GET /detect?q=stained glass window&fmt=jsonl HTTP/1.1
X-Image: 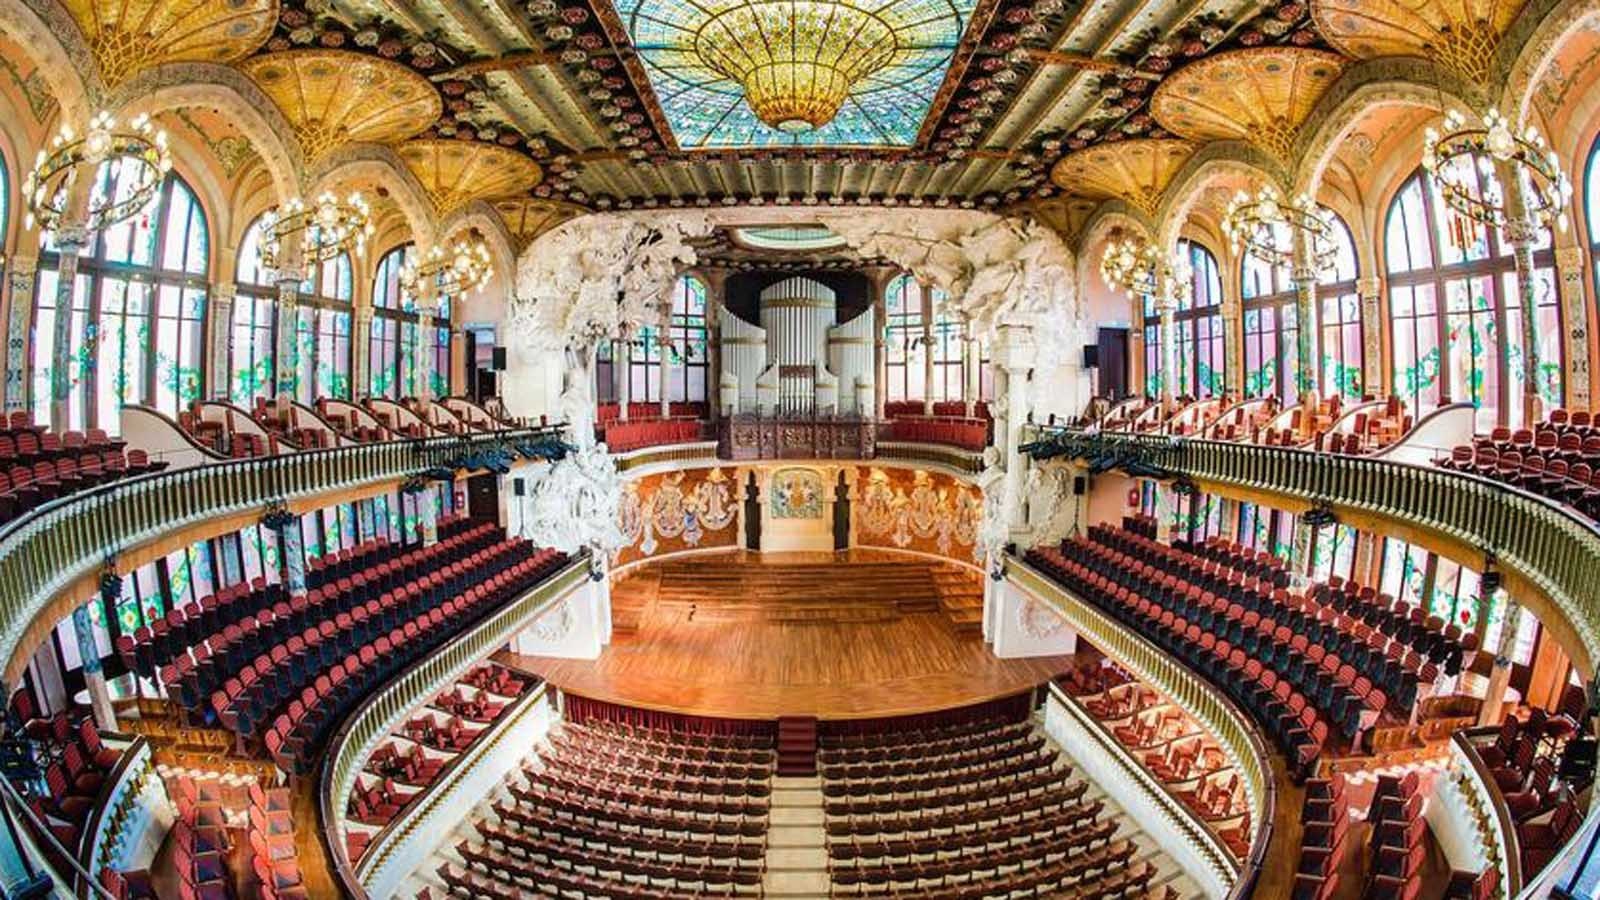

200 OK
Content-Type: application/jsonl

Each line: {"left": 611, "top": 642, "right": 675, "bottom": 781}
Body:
{"left": 33, "top": 173, "right": 207, "bottom": 433}
{"left": 371, "top": 246, "right": 411, "bottom": 399}
{"left": 1159, "top": 239, "right": 1225, "bottom": 399}
{"left": 885, "top": 274, "right": 926, "bottom": 402}
{"left": 1385, "top": 169, "right": 1560, "bottom": 429}
{"left": 668, "top": 275, "right": 708, "bottom": 403}
{"left": 1241, "top": 227, "right": 1298, "bottom": 400}
{"left": 1318, "top": 214, "right": 1363, "bottom": 400}
{"left": 1589, "top": 137, "right": 1600, "bottom": 323}
{"left": 616, "top": 0, "right": 976, "bottom": 148}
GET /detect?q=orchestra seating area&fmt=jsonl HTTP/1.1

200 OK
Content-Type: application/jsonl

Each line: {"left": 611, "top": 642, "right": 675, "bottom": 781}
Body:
{"left": 1440, "top": 409, "right": 1600, "bottom": 519}
{"left": 1293, "top": 777, "right": 1350, "bottom": 900}
{"left": 15, "top": 708, "right": 125, "bottom": 858}
{"left": 440, "top": 702, "right": 773, "bottom": 899}
{"left": 819, "top": 696, "right": 1157, "bottom": 899}
{"left": 1026, "top": 519, "right": 1473, "bottom": 776}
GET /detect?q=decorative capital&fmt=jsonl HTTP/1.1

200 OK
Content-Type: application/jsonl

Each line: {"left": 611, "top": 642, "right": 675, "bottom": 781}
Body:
{"left": 1355, "top": 275, "right": 1381, "bottom": 299}
{"left": 54, "top": 226, "right": 91, "bottom": 253}
{"left": 1556, "top": 245, "right": 1585, "bottom": 274}
{"left": 210, "top": 282, "right": 238, "bottom": 303}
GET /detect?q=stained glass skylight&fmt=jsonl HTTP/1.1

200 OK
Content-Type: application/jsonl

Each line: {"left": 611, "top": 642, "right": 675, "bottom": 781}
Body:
{"left": 615, "top": 0, "right": 976, "bottom": 148}
{"left": 733, "top": 225, "right": 847, "bottom": 250}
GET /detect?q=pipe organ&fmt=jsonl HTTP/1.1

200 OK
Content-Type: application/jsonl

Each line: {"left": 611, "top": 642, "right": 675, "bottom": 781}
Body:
{"left": 721, "top": 276, "right": 874, "bottom": 417}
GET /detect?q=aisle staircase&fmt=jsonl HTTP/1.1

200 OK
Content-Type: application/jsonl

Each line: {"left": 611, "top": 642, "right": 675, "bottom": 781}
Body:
{"left": 777, "top": 717, "right": 817, "bottom": 776}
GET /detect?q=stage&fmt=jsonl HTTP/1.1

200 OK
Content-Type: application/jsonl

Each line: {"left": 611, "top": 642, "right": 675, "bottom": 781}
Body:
{"left": 502, "top": 550, "right": 1073, "bottom": 720}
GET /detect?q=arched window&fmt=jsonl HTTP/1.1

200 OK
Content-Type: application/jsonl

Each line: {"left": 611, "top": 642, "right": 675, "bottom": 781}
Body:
{"left": 623, "top": 274, "right": 707, "bottom": 404}
{"left": 1240, "top": 223, "right": 1297, "bottom": 401}
{"left": 885, "top": 274, "right": 926, "bottom": 402}
{"left": 1318, "top": 214, "right": 1363, "bottom": 399}
{"left": 295, "top": 253, "right": 354, "bottom": 403}
{"left": 930, "top": 297, "right": 965, "bottom": 403}
{"left": 31, "top": 172, "right": 208, "bottom": 432}
{"left": 1385, "top": 167, "right": 1560, "bottom": 428}
{"left": 1586, "top": 136, "right": 1600, "bottom": 337}
{"left": 370, "top": 245, "right": 412, "bottom": 399}
{"left": 666, "top": 275, "right": 707, "bottom": 403}
{"left": 1172, "top": 238, "right": 1225, "bottom": 399}
{"left": 232, "top": 216, "right": 277, "bottom": 404}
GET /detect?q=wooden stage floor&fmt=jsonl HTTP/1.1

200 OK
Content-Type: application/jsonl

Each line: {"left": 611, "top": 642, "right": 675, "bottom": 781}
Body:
{"left": 502, "top": 550, "right": 1074, "bottom": 720}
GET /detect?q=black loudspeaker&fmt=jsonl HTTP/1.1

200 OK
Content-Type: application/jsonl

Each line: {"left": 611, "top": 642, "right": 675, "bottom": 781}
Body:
{"left": 1082, "top": 345, "right": 1100, "bottom": 368}
{"left": 1073, "top": 476, "right": 1086, "bottom": 496}
{"left": 513, "top": 478, "right": 525, "bottom": 497}
{"left": 492, "top": 347, "right": 508, "bottom": 370}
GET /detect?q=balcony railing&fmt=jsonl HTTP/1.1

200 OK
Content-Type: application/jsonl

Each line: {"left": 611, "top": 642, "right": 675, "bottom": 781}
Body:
{"left": 320, "top": 557, "right": 589, "bottom": 898}
{"left": 1024, "top": 428, "right": 1600, "bottom": 894}
{"left": 0, "top": 426, "right": 563, "bottom": 691}
{"left": 1009, "top": 559, "right": 1270, "bottom": 899}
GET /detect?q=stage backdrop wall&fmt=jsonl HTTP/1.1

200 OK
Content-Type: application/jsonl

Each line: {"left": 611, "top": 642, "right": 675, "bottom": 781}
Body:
{"left": 614, "top": 467, "right": 742, "bottom": 567}
{"left": 853, "top": 467, "right": 982, "bottom": 566}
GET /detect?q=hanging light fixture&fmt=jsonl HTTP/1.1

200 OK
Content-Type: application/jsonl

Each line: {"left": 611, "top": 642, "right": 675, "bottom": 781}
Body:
{"left": 260, "top": 192, "right": 374, "bottom": 272}
{"left": 1100, "top": 237, "right": 1179, "bottom": 298}
{"left": 1220, "top": 185, "right": 1338, "bottom": 272}
{"left": 693, "top": 0, "right": 900, "bottom": 132}
{"left": 1422, "top": 108, "right": 1572, "bottom": 236}
{"left": 400, "top": 237, "right": 495, "bottom": 298}
{"left": 24, "top": 110, "right": 172, "bottom": 234}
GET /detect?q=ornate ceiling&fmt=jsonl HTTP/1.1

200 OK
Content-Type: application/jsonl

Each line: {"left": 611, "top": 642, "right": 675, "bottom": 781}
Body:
{"left": 47, "top": 0, "right": 1524, "bottom": 240}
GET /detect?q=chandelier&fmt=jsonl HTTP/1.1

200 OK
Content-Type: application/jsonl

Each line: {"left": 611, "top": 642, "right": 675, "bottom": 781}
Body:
{"left": 1422, "top": 108, "right": 1572, "bottom": 235}
{"left": 400, "top": 238, "right": 494, "bottom": 299}
{"left": 693, "top": 0, "right": 899, "bottom": 132}
{"left": 1100, "top": 238, "right": 1178, "bottom": 298}
{"left": 1220, "top": 185, "right": 1339, "bottom": 273}
{"left": 24, "top": 111, "right": 171, "bottom": 234}
{"left": 260, "top": 192, "right": 373, "bottom": 272}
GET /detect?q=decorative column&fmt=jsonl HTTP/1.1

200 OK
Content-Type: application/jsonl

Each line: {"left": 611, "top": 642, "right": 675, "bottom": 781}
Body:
{"left": 1554, "top": 245, "right": 1591, "bottom": 410}
{"left": 207, "top": 283, "right": 235, "bottom": 401}
{"left": 1152, "top": 286, "right": 1178, "bottom": 405}
{"left": 420, "top": 487, "right": 439, "bottom": 546}
{"left": 1290, "top": 227, "right": 1319, "bottom": 402}
{"left": 414, "top": 287, "right": 437, "bottom": 403}
{"left": 73, "top": 602, "right": 116, "bottom": 731}
{"left": 702, "top": 270, "right": 726, "bottom": 422}
{"left": 352, "top": 305, "right": 373, "bottom": 399}
{"left": 1291, "top": 518, "right": 1315, "bottom": 576}
{"left": 615, "top": 338, "right": 631, "bottom": 420}
{"left": 657, "top": 328, "right": 670, "bottom": 418}
{"left": 964, "top": 332, "right": 980, "bottom": 416}
{"left": 268, "top": 504, "right": 307, "bottom": 597}
{"left": 1128, "top": 327, "right": 1145, "bottom": 399}
{"left": 921, "top": 283, "right": 935, "bottom": 414}
{"left": 1503, "top": 165, "right": 1546, "bottom": 426}
{"left": 273, "top": 265, "right": 304, "bottom": 402}
{"left": 4, "top": 255, "right": 38, "bottom": 413}
{"left": 1356, "top": 276, "right": 1383, "bottom": 397}
{"left": 872, "top": 270, "right": 889, "bottom": 418}
{"left": 994, "top": 325, "right": 1036, "bottom": 533}
{"left": 1477, "top": 602, "right": 1523, "bottom": 727}
{"left": 1220, "top": 256, "right": 1244, "bottom": 398}
{"left": 49, "top": 227, "right": 90, "bottom": 430}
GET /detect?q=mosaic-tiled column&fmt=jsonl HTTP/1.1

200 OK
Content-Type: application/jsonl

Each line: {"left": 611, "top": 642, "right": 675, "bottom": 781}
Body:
{"left": 279, "top": 519, "right": 307, "bottom": 597}
{"left": 274, "top": 271, "right": 303, "bottom": 400}
{"left": 49, "top": 227, "right": 90, "bottom": 430}
{"left": 353, "top": 306, "right": 373, "bottom": 399}
{"left": 1356, "top": 276, "right": 1383, "bottom": 398}
{"left": 1290, "top": 228, "right": 1319, "bottom": 400}
{"left": 73, "top": 603, "right": 116, "bottom": 730}
{"left": 1555, "top": 245, "right": 1591, "bottom": 410}
{"left": 207, "top": 283, "right": 235, "bottom": 401}
{"left": 4, "top": 255, "right": 38, "bottom": 413}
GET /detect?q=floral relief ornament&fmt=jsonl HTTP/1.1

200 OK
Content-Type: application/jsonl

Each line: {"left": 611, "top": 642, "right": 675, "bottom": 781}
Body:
{"left": 625, "top": 469, "right": 738, "bottom": 556}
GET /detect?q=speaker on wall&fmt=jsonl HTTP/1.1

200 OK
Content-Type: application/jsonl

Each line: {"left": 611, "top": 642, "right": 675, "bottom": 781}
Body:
{"left": 1073, "top": 476, "right": 1086, "bottom": 496}
{"left": 492, "top": 347, "right": 508, "bottom": 370}
{"left": 1082, "top": 345, "right": 1099, "bottom": 368}
{"left": 513, "top": 478, "right": 525, "bottom": 497}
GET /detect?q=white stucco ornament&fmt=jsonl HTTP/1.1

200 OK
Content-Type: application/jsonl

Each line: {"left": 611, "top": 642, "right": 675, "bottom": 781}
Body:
{"left": 519, "top": 442, "right": 627, "bottom": 560}
{"left": 975, "top": 445, "right": 1011, "bottom": 564}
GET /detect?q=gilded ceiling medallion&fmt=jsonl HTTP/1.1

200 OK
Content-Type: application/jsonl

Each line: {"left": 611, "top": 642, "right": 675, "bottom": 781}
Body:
{"left": 62, "top": 0, "right": 278, "bottom": 87}
{"left": 1050, "top": 139, "right": 1198, "bottom": 215}
{"left": 492, "top": 197, "right": 588, "bottom": 251}
{"left": 1150, "top": 48, "right": 1348, "bottom": 165}
{"left": 397, "top": 140, "right": 542, "bottom": 215}
{"left": 1311, "top": 0, "right": 1525, "bottom": 86}
{"left": 240, "top": 50, "right": 441, "bottom": 162}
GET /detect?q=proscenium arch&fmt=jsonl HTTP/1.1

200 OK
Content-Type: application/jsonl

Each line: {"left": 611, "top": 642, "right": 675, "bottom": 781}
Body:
{"left": 108, "top": 63, "right": 305, "bottom": 206}
{"left": 1291, "top": 59, "right": 1484, "bottom": 197}
{"left": 0, "top": 0, "right": 92, "bottom": 127}
{"left": 310, "top": 145, "right": 439, "bottom": 251}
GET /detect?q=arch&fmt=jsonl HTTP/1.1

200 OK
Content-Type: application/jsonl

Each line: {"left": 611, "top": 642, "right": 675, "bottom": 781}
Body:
{"left": 439, "top": 200, "right": 518, "bottom": 292}
{"left": 1498, "top": 0, "right": 1599, "bottom": 122}
{"left": 108, "top": 63, "right": 304, "bottom": 206}
{"left": 0, "top": 0, "right": 91, "bottom": 126}
{"left": 310, "top": 145, "right": 438, "bottom": 251}
{"left": 1292, "top": 59, "right": 1482, "bottom": 197}
{"left": 1073, "top": 201, "right": 1156, "bottom": 259}
{"left": 1154, "top": 145, "right": 1286, "bottom": 251}
{"left": 1076, "top": 207, "right": 1156, "bottom": 326}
